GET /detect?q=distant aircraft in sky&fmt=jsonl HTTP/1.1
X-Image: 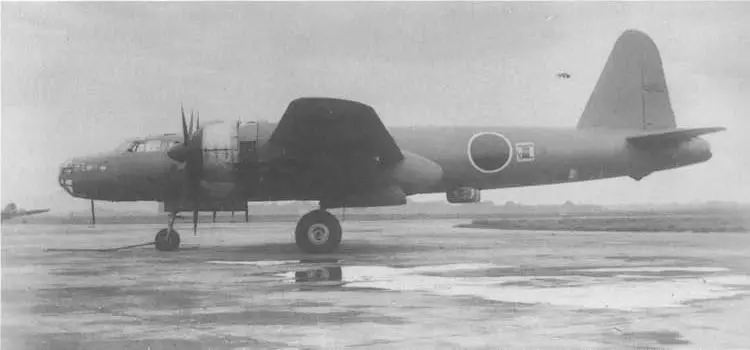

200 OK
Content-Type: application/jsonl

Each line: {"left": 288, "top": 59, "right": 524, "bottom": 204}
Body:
{"left": 1, "top": 202, "right": 50, "bottom": 222}
{"left": 58, "top": 30, "right": 724, "bottom": 253}
{"left": 556, "top": 71, "right": 571, "bottom": 79}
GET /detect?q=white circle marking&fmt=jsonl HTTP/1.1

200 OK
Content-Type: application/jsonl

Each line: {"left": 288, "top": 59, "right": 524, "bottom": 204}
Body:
{"left": 466, "top": 132, "right": 514, "bottom": 174}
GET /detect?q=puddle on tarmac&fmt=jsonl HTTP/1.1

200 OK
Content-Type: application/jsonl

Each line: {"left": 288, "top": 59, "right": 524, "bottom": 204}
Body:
{"left": 574, "top": 266, "right": 730, "bottom": 273}
{"left": 704, "top": 275, "right": 750, "bottom": 286}
{"left": 206, "top": 259, "right": 750, "bottom": 310}
{"left": 283, "top": 263, "right": 749, "bottom": 310}
{"left": 206, "top": 259, "right": 342, "bottom": 267}
{"left": 406, "top": 263, "right": 505, "bottom": 273}
{"left": 206, "top": 260, "right": 299, "bottom": 267}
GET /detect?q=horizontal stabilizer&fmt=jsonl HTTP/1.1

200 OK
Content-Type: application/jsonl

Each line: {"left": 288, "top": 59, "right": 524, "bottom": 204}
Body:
{"left": 627, "top": 127, "right": 726, "bottom": 148}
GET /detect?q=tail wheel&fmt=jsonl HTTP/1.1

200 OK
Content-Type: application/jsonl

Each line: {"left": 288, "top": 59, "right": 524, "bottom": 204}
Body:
{"left": 155, "top": 229, "right": 180, "bottom": 251}
{"left": 295, "top": 209, "right": 342, "bottom": 254}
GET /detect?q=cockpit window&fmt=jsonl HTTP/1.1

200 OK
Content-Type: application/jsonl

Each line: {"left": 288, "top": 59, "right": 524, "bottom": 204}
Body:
{"left": 114, "top": 140, "right": 135, "bottom": 153}
{"left": 127, "top": 142, "right": 142, "bottom": 153}
{"left": 122, "top": 140, "right": 169, "bottom": 153}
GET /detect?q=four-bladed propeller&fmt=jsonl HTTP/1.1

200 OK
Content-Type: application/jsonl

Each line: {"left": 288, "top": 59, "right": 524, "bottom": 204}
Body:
{"left": 167, "top": 107, "right": 204, "bottom": 234}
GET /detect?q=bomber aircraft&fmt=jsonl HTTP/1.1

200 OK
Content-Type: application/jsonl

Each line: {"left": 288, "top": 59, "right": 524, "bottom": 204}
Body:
{"left": 58, "top": 30, "right": 724, "bottom": 253}
{"left": 1, "top": 203, "right": 50, "bottom": 222}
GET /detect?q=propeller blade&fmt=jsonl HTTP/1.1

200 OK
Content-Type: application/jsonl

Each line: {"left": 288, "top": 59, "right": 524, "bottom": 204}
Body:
{"left": 181, "top": 106, "right": 189, "bottom": 145}
{"left": 188, "top": 125, "right": 204, "bottom": 235}
{"left": 189, "top": 111, "right": 195, "bottom": 136}
{"left": 173, "top": 104, "right": 205, "bottom": 236}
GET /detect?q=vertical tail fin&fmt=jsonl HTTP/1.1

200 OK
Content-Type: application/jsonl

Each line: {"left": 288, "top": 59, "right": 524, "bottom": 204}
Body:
{"left": 3, "top": 203, "right": 17, "bottom": 213}
{"left": 577, "top": 30, "right": 676, "bottom": 131}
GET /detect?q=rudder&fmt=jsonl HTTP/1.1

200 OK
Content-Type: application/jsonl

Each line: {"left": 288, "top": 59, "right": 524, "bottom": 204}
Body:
{"left": 577, "top": 30, "right": 676, "bottom": 131}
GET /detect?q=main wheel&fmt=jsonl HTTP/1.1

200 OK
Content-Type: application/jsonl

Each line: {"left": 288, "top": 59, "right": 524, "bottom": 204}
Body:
{"left": 155, "top": 229, "right": 180, "bottom": 251}
{"left": 295, "top": 209, "right": 342, "bottom": 254}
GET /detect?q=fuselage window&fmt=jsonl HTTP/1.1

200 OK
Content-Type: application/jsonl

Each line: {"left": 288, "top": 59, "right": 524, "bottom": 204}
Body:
{"left": 144, "top": 140, "right": 163, "bottom": 152}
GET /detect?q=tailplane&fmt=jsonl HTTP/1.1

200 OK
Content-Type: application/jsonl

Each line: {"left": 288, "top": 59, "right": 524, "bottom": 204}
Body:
{"left": 626, "top": 127, "right": 726, "bottom": 148}
{"left": 577, "top": 30, "right": 676, "bottom": 131}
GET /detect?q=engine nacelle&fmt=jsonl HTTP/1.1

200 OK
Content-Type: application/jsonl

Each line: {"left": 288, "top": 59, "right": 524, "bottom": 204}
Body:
{"left": 390, "top": 151, "right": 444, "bottom": 194}
{"left": 200, "top": 120, "right": 272, "bottom": 181}
{"left": 446, "top": 187, "right": 481, "bottom": 203}
{"left": 200, "top": 121, "right": 239, "bottom": 183}
{"left": 321, "top": 185, "right": 406, "bottom": 209}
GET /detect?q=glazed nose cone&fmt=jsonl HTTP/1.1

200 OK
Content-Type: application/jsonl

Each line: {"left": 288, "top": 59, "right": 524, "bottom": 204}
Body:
{"left": 57, "top": 156, "right": 110, "bottom": 199}
{"left": 58, "top": 159, "right": 77, "bottom": 196}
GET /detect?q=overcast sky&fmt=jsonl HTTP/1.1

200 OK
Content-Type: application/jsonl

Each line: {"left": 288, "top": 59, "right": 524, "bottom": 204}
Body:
{"left": 2, "top": 2, "right": 749, "bottom": 212}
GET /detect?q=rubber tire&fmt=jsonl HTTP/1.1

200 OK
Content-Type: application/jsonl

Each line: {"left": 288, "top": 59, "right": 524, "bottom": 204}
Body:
{"left": 295, "top": 209, "right": 342, "bottom": 254}
{"left": 155, "top": 229, "right": 180, "bottom": 251}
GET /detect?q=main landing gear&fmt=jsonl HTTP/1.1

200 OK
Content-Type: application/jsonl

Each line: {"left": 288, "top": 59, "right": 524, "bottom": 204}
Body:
{"left": 295, "top": 209, "right": 342, "bottom": 254}
{"left": 152, "top": 208, "right": 343, "bottom": 253}
{"left": 155, "top": 212, "right": 181, "bottom": 251}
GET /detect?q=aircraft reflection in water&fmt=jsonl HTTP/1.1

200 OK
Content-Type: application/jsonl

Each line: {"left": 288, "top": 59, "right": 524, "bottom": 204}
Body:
{"left": 292, "top": 260, "right": 344, "bottom": 290}
{"left": 295, "top": 267, "right": 343, "bottom": 284}
{"left": 58, "top": 30, "right": 724, "bottom": 253}
{"left": 1, "top": 203, "right": 50, "bottom": 222}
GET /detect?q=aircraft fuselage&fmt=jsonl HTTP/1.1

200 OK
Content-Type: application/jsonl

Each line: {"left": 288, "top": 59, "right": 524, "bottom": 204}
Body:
{"left": 58, "top": 123, "right": 711, "bottom": 204}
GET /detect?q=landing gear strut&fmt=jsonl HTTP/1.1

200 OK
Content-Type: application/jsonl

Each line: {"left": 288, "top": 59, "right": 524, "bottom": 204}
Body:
{"left": 295, "top": 209, "right": 342, "bottom": 254}
{"left": 155, "top": 212, "right": 181, "bottom": 251}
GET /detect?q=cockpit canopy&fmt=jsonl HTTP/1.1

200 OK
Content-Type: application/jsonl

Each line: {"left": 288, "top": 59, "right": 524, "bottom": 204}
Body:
{"left": 115, "top": 138, "right": 179, "bottom": 153}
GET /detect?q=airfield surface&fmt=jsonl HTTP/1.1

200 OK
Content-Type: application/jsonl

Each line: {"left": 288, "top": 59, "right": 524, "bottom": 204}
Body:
{"left": 2, "top": 220, "right": 750, "bottom": 349}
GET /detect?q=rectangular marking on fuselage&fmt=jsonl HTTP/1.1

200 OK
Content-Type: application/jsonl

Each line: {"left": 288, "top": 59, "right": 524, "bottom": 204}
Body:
{"left": 515, "top": 142, "right": 535, "bottom": 162}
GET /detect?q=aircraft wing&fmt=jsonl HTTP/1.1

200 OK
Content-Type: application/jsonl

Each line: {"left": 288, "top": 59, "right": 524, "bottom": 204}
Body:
{"left": 1, "top": 208, "right": 49, "bottom": 221}
{"left": 22, "top": 209, "right": 51, "bottom": 216}
{"left": 627, "top": 127, "right": 726, "bottom": 148}
{"left": 266, "top": 98, "right": 405, "bottom": 201}
{"left": 269, "top": 98, "right": 404, "bottom": 165}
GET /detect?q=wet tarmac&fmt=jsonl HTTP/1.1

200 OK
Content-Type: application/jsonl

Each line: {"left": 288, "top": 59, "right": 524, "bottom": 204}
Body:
{"left": 2, "top": 220, "right": 750, "bottom": 349}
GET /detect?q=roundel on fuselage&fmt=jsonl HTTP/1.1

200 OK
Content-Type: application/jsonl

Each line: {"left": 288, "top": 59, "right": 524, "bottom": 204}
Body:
{"left": 467, "top": 132, "right": 513, "bottom": 174}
